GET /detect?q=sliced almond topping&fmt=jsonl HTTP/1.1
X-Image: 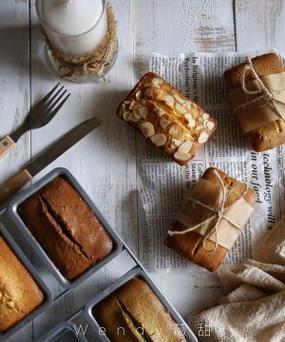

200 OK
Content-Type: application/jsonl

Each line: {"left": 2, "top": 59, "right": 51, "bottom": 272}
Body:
{"left": 151, "top": 77, "right": 163, "bottom": 87}
{"left": 174, "top": 94, "right": 186, "bottom": 104}
{"left": 138, "top": 106, "right": 148, "bottom": 119}
{"left": 160, "top": 116, "right": 170, "bottom": 128}
{"left": 151, "top": 133, "right": 167, "bottom": 146}
{"left": 175, "top": 103, "right": 188, "bottom": 114}
{"left": 164, "top": 95, "right": 175, "bottom": 106}
{"left": 171, "top": 138, "right": 183, "bottom": 147}
{"left": 143, "top": 82, "right": 152, "bottom": 88}
{"left": 139, "top": 122, "right": 155, "bottom": 137}
{"left": 135, "top": 90, "right": 143, "bottom": 100}
{"left": 123, "top": 111, "right": 132, "bottom": 121}
{"left": 207, "top": 121, "right": 215, "bottom": 130}
{"left": 133, "top": 110, "right": 142, "bottom": 120}
{"left": 193, "top": 103, "right": 198, "bottom": 108}
{"left": 198, "top": 131, "right": 209, "bottom": 144}
{"left": 202, "top": 113, "right": 210, "bottom": 120}
{"left": 169, "top": 124, "right": 180, "bottom": 138}
{"left": 155, "top": 107, "right": 165, "bottom": 117}
{"left": 196, "top": 125, "right": 204, "bottom": 131}
{"left": 129, "top": 100, "right": 136, "bottom": 110}
{"left": 185, "top": 102, "right": 192, "bottom": 110}
{"left": 185, "top": 113, "right": 192, "bottom": 120}
{"left": 118, "top": 104, "right": 126, "bottom": 118}
{"left": 174, "top": 151, "right": 190, "bottom": 162}
{"left": 187, "top": 118, "right": 196, "bottom": 128}
{"left": 144, "top": 88, "right": 153, "bottom": 97}
{"left": 178, "top": 141, "right": 193, "bottom": 153}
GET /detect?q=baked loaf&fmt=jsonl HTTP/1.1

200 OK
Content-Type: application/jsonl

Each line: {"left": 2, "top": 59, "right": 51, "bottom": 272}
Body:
{"left": 19, "top": 177, "right": 113, "bottom": 280}
{"left": 166, "top": 167, "right": 256, "bottom": 272}
{"left": 224, "top": 53, "right": 285, "bottom": 151}
{"left": 117, "top": 72, "right": 216, "bottom": 165}
{"left": 0, "top": 235, "right": 44, "bottom": 332}
{"left": 94, "top": 277, "right": 188, "bottom": 342}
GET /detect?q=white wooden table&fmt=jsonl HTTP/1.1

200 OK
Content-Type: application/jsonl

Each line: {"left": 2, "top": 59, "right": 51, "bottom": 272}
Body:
{"left": 1, "top": 0, "right": 285, "bottom": 340}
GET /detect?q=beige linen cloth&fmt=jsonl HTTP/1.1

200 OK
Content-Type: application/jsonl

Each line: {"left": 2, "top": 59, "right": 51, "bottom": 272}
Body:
{"left": 189, "top": 220, "right": 285, "bottom": 342}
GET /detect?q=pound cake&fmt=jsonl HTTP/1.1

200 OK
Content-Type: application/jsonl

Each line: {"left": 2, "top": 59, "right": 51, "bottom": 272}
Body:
{"left": 18, "top": 177, "right": 113, "bottom": 280}
{"left": 0, "top": 235, "right": 44, "bottom": 332}
{"left": 166, "top": 167, "right": 256, "bottom": 271}
{"left": 224, "top": 53, "right": 285, "bottom": 151}
{"left": 117, "top": 72, "right": 217, "bottom": 165}
{"left": 93, "top": 277, "right": 188, "bottom": 342}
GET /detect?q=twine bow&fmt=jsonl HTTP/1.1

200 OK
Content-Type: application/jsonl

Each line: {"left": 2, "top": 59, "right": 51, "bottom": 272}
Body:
{"left": 168, "top": 170, "right": 247, "bottom": 253}
{"left": 233, "top": 56, "right": 285, "bottom": 120}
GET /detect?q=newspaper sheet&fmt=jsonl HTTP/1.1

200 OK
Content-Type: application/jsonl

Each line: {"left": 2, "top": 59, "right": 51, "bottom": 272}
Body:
{"left": 137, "top": 53, "right": 285, "bottom": 271}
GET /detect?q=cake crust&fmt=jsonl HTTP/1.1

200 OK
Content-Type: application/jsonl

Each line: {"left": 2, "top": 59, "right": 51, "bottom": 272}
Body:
{"left": 94, "top": 277, "right": 188, "bottom": 342}
{"left": 224, "top": 53, "right": 285, "bottom": 151}
{"left": 166, "top": 167, "right": 256, "bottom": 272}
{"left": 0, "top": 236, "right": 44, "bottom": 332}
{"left": 19, "top": 177, "right": 113, "bottom": 280}
{"left": 117, "top": 72, "right": 217, "bottom": 165}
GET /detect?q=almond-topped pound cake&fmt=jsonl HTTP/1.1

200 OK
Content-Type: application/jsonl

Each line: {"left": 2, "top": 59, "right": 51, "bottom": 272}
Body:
{"left": 0, "top": 235, "right": 44, "bottom": 332}
{"left": 117, "top": 72, "right": 217, "bottom": 165}
{"left": 18, "top": 177, "right": 113, "bottom": 280}
{"left": 93, "top": 277, "right": 188, "bottom": 342}
{"left": 224, "top": 53, "right": 285, "bottom": 152}
{"left": 166, "top": 167, "right": 256, "bottom": 272}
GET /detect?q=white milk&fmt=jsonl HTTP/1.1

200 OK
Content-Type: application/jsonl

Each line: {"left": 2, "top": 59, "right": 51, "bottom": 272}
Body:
{"left": 39, "top": 0, "right": 108, "bottom": 56}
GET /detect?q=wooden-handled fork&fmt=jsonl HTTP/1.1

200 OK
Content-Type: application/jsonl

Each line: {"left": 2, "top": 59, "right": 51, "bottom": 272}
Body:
{"left": 0, "top": 83, "right": 70, "bottom": 160}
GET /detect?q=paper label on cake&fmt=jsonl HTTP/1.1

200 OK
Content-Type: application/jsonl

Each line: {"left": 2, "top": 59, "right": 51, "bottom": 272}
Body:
{"left": 230, "top": 71, "right": 285, "bottom": 133}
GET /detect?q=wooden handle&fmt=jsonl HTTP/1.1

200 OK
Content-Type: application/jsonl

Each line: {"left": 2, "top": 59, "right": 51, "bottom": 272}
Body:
{"left": 0, "top": 136, "right": 16, "bottom": 160}
{"left": 0, "top": 169, "right": 32, "bottom": 204}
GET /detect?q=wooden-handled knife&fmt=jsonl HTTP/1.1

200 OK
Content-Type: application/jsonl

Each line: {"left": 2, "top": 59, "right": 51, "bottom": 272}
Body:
{"left": 0, "top": 117, "right": 101, "bottom": 204}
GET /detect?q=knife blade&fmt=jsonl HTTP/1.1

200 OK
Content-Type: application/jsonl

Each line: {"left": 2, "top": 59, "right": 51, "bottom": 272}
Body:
{"left": 0, "top": 117, "right": 101, "bottom": 204}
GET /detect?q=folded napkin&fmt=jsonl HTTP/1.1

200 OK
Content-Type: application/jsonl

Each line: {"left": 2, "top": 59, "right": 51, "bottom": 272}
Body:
{"left": 189, "top": 219, "right": 285, "bottom": 342}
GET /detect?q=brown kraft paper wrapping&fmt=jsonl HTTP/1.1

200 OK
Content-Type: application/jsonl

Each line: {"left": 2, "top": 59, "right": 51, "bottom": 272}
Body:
{"left": 166, "top": 168, "right": 256, "bottom": 272}
{"left": 229, "top": 71, "right": 285, "bottom": 134}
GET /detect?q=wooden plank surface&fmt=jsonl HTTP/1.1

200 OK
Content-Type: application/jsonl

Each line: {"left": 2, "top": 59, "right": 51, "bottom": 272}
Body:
{"left": 134, "top": 0, "right": 235, "bottom": 318}
{"left": 0, "top": 0, "right": 30, "bottom": 183}
{"left": 1, "top": 0, "right": 285, "bottom": 340}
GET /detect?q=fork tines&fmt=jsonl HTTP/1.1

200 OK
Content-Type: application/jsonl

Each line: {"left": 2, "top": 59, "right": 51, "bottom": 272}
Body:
{"left": 36, "top": 83, "right": 71, "bottom": 121}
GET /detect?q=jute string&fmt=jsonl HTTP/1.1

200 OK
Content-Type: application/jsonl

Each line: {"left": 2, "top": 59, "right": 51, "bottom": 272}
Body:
{"left": 168, "top": 170, "right": 247, "bottom": 253}
{"left": 45, "top": 4, "right": 117, "bottom": 78}
{"left": 233, "top": 56, "right": 285, "bottom": 119}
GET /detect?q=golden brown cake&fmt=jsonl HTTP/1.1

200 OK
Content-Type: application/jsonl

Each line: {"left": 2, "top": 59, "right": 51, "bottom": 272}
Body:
{"left": 224, "top": 53, "right": 285, "bottom": 151}
{"left": 117, "top": 72, "right": 217, "bottom": 165}
{"left": 94, "top": 277, "right": 188, "bottom": 342}
{"left": 0, "top": 235, "right": 44, "bottom": 332}
{"left": 166, "top": 167, "right": 256, "bottom": 272}
{"left": 18, "top": 177, "right": 113, "bottom": 280}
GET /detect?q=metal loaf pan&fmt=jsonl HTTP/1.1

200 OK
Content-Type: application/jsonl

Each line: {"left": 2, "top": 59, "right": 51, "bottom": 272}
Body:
{"left": 0, "top": 222, "right": 52, "bottom": 341}
{"left": 7, "top": 167, "right": 123, "bottom": 289}
{"left": 38, "top": 322, "right": 88, "bottom": 342}
{"left": 84, "top": 266, "right": 198, "bottom": 342}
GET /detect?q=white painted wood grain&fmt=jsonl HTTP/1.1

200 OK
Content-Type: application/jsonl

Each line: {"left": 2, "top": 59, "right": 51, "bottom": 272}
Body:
{"left": 0, "top": 0, "right": 30, "bottom": 183}
{"left": 133, "top": 0, "right": 235, "bottom": 320}
{"left": 3, "top": 0, "right": 285, "bottom": 340}
{"left": 27, "top": 0, "right": 138, "bottom": 339}
{"left": 235, "top": 0, "right": 285, "bottom": 53}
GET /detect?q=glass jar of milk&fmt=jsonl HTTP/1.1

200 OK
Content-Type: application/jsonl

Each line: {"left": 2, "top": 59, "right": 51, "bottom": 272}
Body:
{"left": 36, "top": 0, "right": 118, "bottom": 82}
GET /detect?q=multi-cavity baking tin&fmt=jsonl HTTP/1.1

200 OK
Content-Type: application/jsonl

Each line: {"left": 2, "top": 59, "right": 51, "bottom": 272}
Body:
{"left": 0, "top": 222, "right": 52, "bottom": 341}
{"left": 7, "top": 167, "right": 123, "bottom": 289}
{"left": 38, "top": 322, "right": 88, "bottom": 342}
{"left": 84, "top": 266, "right": 198, "bottom": 342}
{"left": 0, "top": 168, "right": 197, "bottom": 341}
